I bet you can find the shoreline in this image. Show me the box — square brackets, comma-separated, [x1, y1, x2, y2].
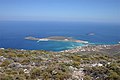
[61, 43, 120, 53]
[1, 43, 120, 53]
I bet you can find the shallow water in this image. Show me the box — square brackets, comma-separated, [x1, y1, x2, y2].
[0, 21, 120, 51]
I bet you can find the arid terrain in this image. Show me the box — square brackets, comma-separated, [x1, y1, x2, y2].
[0, 44, 120, 80]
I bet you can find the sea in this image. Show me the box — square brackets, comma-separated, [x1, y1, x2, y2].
[0, 21, 120, 51]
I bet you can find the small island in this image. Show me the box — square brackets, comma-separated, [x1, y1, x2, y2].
[25, 36, 88, 44]
[87, 33, 95, 36]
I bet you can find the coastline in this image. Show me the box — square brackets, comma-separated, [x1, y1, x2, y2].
[61, 43, 120, 53]
[1, 43, 120, 53]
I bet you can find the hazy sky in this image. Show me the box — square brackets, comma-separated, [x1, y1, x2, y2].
[0, 0, 120, 22]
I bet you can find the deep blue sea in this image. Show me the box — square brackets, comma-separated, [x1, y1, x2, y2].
[0, 21, 120, 51]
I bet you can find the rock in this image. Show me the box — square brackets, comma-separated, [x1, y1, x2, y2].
[13, 57, 22, 62]
[52, 70, 57, 75]
[72, 70, 84, 80]
[87, 33, 95, 36]
[0, 56, 6, 62]
[8, 63, 23, 69]
[24, 69, 30, 73]
[69, 66, 74, 71]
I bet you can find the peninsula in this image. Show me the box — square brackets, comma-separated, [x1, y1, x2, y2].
[25, 36, 88, 44]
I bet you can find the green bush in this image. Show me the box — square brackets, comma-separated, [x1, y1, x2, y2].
[30, 68, 42, 79]
[0, 74, 13, 80]
[0, 60, 11, 67]
[107, 70, 120, 80]
[84, 75, 92, 80]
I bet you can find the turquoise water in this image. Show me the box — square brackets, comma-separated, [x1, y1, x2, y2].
[0, 21, 120, 51]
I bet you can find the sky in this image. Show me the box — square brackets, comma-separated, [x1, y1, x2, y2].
[0, 0, 120, 23]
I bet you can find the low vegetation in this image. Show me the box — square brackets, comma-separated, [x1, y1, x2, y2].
[0, 48, 120, 80]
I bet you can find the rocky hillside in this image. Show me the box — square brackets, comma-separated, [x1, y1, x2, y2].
[0, 46, 120, 80]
